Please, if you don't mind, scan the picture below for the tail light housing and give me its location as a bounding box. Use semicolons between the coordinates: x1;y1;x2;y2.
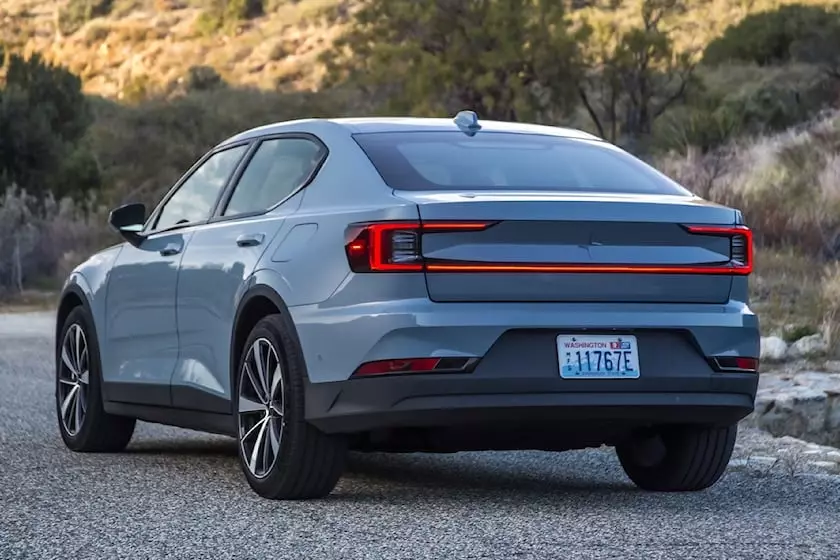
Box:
684;225;753;276
710;356;759;373
352;356;478;377
345;221;492;272
345;222;753;275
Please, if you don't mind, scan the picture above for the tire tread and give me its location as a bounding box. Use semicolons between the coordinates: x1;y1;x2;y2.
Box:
617;423;737;492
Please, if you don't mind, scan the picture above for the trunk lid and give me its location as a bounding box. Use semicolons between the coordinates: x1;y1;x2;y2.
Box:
396;191;740;304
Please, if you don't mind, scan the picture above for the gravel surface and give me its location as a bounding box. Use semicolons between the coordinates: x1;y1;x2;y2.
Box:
2;311;840;559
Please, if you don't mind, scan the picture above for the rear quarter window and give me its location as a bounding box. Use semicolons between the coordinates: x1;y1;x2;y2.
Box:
353;131;690;196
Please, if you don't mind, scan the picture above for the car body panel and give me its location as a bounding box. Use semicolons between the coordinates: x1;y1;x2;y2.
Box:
102;230;194;406
172;213;287;413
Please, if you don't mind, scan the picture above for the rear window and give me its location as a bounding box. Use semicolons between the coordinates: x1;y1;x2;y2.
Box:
353;131;690;195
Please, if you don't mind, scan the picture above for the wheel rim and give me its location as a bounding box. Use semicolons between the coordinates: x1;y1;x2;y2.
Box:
58;323;90;436
238;338;285;479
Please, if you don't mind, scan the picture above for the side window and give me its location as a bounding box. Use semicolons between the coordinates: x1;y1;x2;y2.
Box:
153;145;247;231
223;138;324;217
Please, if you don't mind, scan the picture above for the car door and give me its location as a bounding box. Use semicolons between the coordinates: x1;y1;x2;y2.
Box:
171;135;328;413
102;144;249;406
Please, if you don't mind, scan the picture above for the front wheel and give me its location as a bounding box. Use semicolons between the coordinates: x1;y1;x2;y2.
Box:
615;423;737;492
56;306;136;452
235;314;347;500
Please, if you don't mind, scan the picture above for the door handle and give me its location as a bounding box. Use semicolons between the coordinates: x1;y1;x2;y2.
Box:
236;233;265;247
159;243;182;256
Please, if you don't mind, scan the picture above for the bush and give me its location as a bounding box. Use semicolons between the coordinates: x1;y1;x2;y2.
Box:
0;186;111;295
194;0;264;35
0;53;93;200
58;0;115;36
703;5;840;67
185;65;225;91
656;111;840;256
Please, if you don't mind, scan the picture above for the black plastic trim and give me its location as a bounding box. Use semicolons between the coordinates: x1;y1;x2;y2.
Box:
305;373;759;434
103;401;235;437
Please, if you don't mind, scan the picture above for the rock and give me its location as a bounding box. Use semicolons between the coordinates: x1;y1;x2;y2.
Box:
760;336;788;361
757;387;828;441
788;334;828;359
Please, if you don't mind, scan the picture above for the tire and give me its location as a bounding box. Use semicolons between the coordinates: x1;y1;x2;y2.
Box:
235;313;347;500
56;306;136;452
615;423;737;492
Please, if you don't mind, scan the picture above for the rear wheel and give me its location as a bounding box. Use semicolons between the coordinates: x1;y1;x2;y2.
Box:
56;306;136;452
236;314;347;500
615;423;737;492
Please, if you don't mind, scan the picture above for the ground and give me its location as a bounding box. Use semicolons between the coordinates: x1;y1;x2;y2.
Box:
1;311;840;559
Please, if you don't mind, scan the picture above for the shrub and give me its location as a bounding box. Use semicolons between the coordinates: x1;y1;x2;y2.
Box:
58;0;115;36
0;53;93;200
703;4;840;67
0;186;111;295
656;111;840;256
185;65;225;91
194;0;264;36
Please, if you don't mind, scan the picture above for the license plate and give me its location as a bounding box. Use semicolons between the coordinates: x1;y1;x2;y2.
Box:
557;334;640;379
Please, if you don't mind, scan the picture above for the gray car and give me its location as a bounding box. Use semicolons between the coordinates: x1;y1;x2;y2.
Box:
54;112;759;500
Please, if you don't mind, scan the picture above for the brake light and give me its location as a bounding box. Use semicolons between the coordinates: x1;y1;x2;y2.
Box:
344;221;492;272
711;356;759;373
344;222;753;275
685;225;753;275
352;356;478;377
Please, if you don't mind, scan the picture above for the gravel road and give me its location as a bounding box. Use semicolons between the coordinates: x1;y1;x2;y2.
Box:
2;311;839;560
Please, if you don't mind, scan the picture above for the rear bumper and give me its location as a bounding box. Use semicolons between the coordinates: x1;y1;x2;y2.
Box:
305;372;758;434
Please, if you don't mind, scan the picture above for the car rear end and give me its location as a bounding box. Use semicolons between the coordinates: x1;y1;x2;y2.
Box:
299;124;759;466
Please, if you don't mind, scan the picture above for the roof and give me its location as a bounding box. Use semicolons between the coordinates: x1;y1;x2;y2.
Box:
218;115;601;147
328;117;600;140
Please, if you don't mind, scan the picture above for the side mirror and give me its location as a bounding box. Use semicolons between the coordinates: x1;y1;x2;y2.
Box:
109;203;147;247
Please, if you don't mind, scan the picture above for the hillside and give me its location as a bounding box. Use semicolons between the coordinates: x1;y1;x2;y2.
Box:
1;0;348;98
1;0;837;99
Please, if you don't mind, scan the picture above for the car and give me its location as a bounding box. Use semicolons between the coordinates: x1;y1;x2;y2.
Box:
54;111;759;499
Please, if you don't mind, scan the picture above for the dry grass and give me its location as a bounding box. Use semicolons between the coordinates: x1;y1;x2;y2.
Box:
658;110;840;344
658;110;840;252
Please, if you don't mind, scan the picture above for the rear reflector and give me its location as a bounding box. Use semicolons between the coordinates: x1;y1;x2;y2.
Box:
711;356;759;373
345;222;753;275
352;356;477;377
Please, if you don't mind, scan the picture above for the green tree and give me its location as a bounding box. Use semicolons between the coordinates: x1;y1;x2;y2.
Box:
0;52;98;199
791;16;840;81
321;0;587;122
703;4;840;67
577;0;697;147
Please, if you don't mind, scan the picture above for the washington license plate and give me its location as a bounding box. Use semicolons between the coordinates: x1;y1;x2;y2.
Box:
557;335;640;379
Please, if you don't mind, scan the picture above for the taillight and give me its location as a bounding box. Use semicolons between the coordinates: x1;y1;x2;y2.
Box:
710;356;759;373
352;356;478;377
685;225;753;275
344;221;492;273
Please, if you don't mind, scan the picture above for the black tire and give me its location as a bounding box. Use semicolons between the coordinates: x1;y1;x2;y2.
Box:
235;313;347;500
616;423;737;492
56;306;136;452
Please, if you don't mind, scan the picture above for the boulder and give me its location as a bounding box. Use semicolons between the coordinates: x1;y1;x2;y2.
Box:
760;336;788;361
746;371;840;447
787;334;828;359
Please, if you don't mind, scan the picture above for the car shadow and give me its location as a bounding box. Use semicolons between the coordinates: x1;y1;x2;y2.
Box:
338;451;634;500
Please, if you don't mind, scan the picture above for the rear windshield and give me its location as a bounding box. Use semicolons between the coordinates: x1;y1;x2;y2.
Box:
353;131;690;195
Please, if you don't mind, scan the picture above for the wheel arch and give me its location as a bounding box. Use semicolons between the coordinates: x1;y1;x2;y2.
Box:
229;285;301;412
56;282;96;345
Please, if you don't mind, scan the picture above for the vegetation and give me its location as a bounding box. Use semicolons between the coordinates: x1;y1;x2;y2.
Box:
1;0;840;344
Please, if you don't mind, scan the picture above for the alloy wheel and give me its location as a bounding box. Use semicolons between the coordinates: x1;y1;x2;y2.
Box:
58;323;90;436
238;338;285;479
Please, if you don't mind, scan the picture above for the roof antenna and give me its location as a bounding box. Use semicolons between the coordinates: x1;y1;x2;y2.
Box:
453;110;481;137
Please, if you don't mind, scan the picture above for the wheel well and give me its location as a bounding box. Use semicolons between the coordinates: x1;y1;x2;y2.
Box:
231;295;281;381
56;292;84;334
